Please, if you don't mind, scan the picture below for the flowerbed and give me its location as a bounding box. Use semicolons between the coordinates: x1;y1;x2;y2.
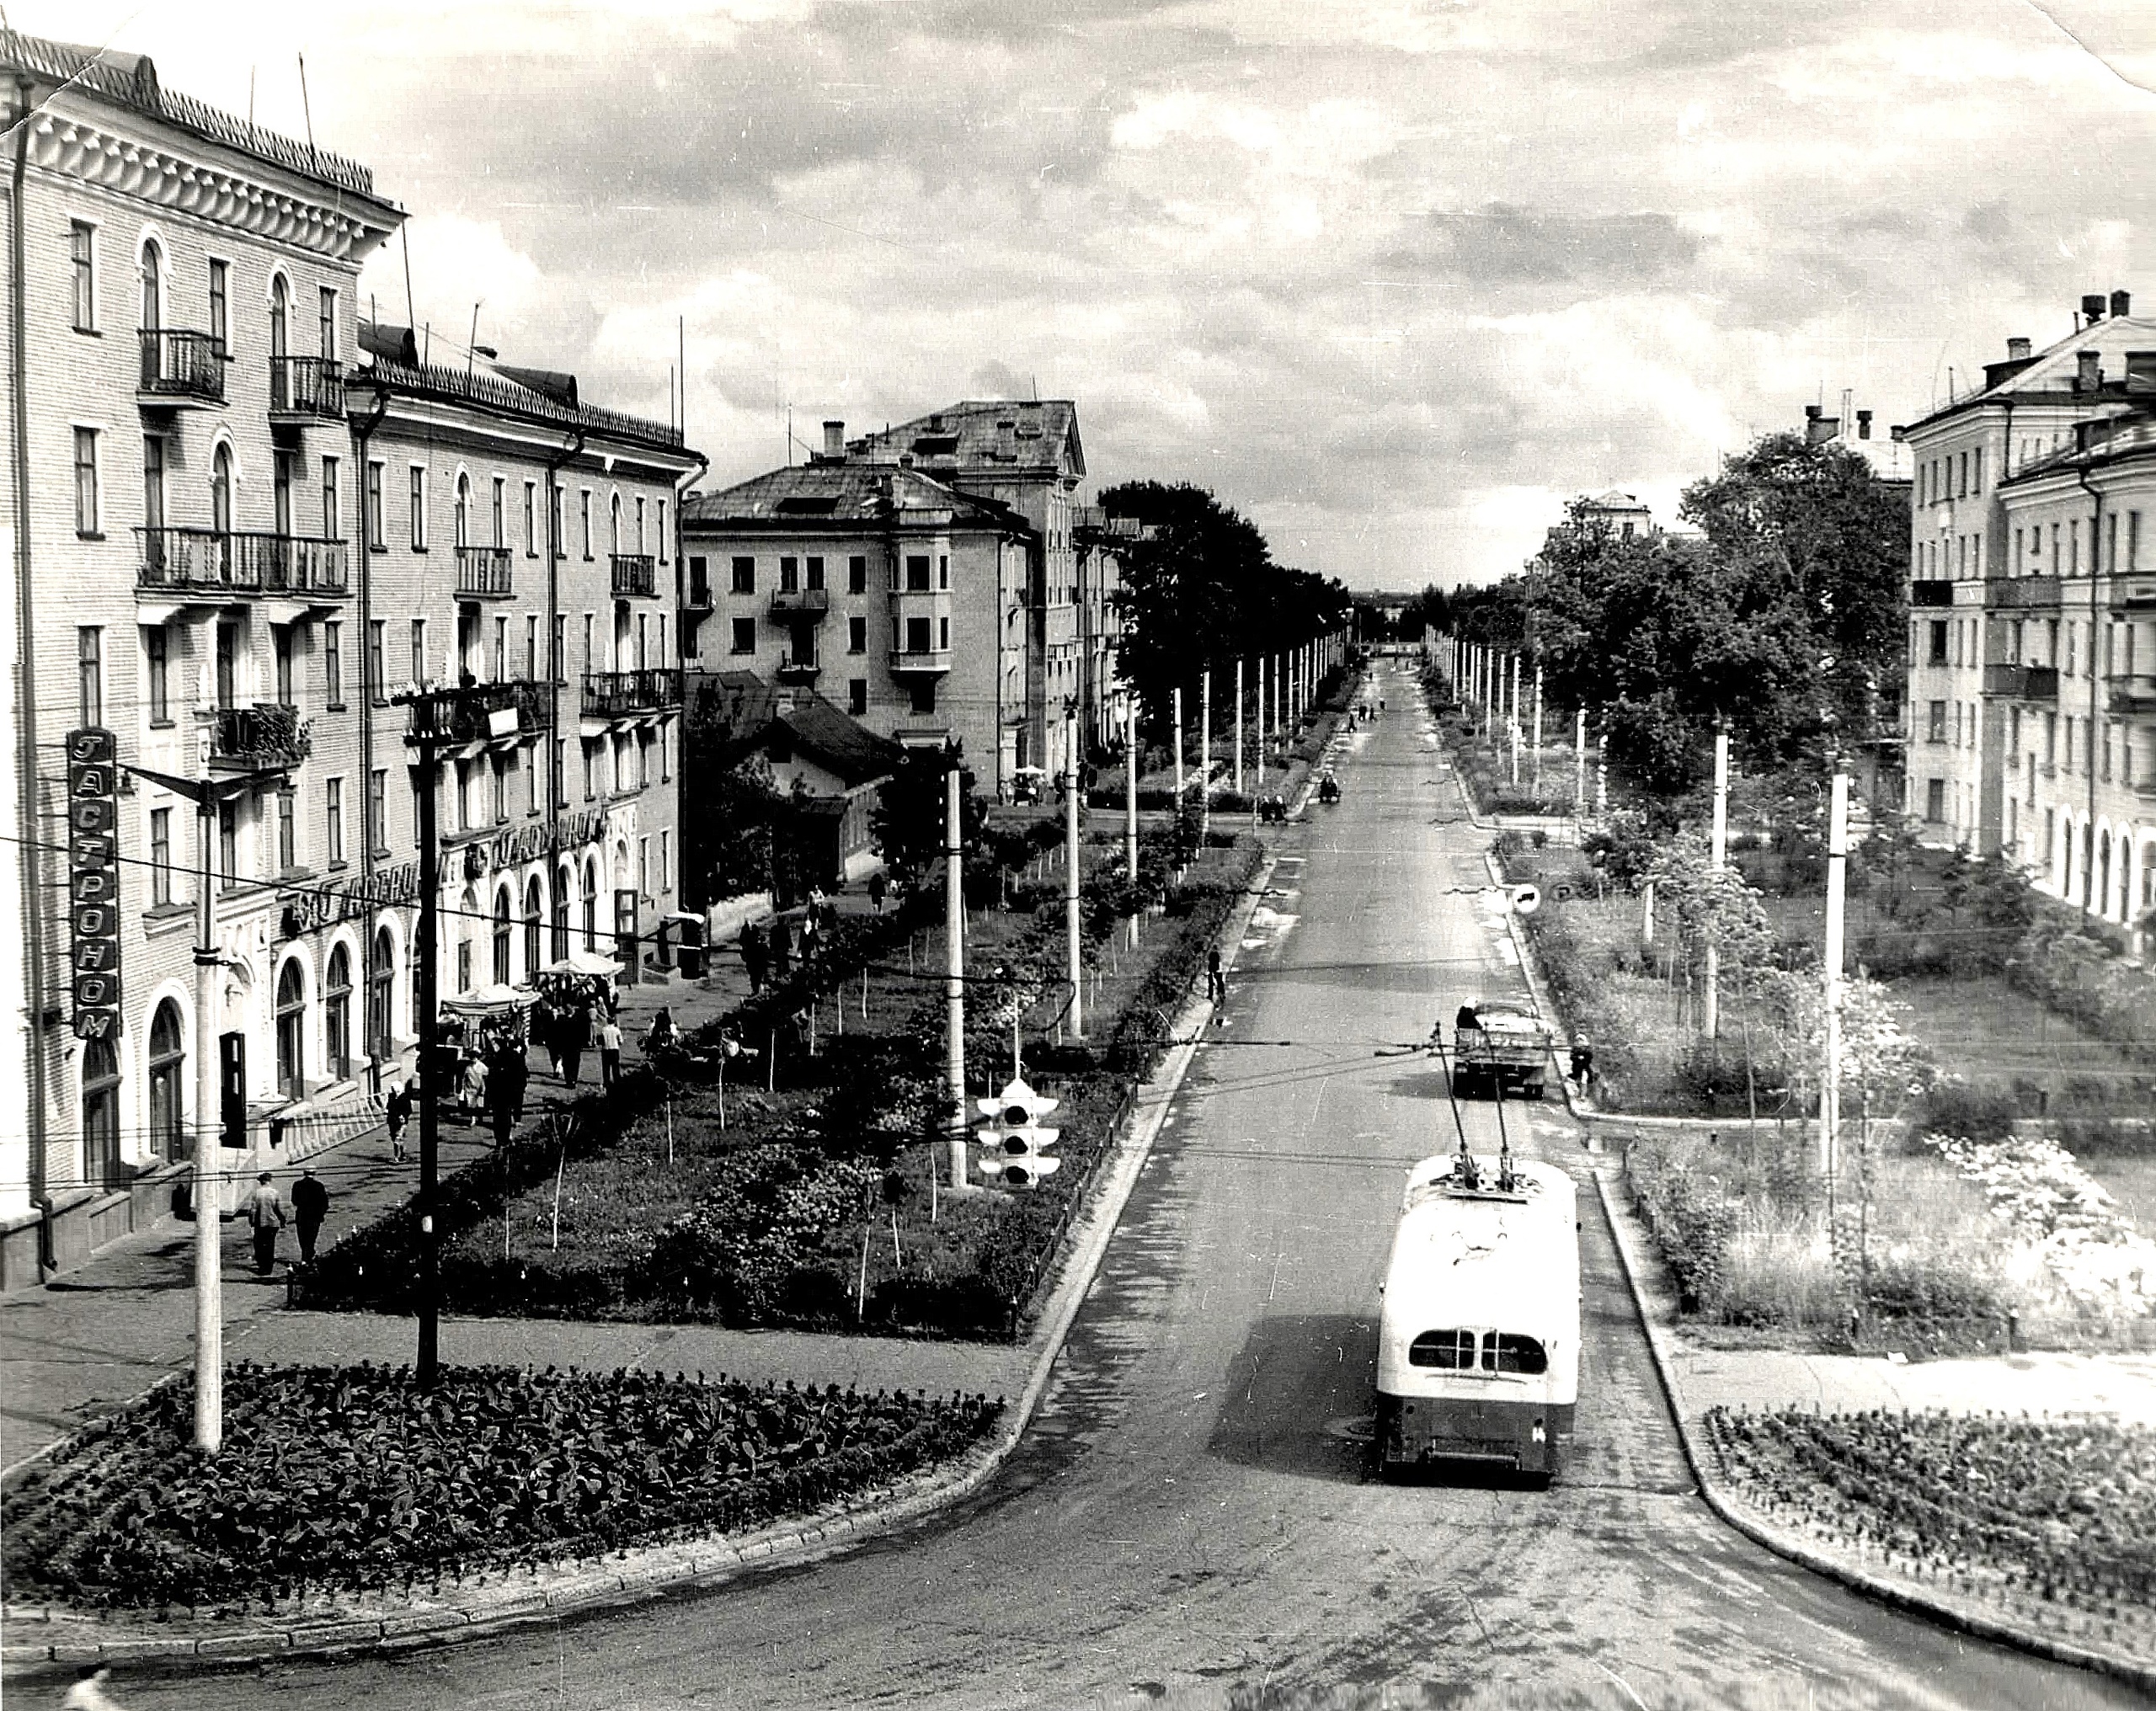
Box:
1705;1405;2156;1624
0;1362;1001;1613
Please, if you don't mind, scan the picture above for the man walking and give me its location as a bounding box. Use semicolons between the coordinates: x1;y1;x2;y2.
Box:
599;1013;624;1089
385;1077;414;1164
291;1166;328;1266
561;1000;590;1088
739;920;767;996
1207;946;1227;1005
237;1171;286;1277
868;870;887;914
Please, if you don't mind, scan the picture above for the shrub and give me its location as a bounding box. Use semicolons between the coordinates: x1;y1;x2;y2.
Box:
1913;1080;2022;1143
1628;1141;1737;1313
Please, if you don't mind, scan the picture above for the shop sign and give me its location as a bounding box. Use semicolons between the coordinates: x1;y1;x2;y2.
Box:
67;728;122;1040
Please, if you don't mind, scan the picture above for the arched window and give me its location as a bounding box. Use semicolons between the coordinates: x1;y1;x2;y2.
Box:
275;959;307;1101
369;928;396;1062
583;857;600;950
82;1037;122;1187
139;239;162;331
324;945;352;1082
269;274;288;361
147;999;185;1161
524;877;543;978
494;885;513;987
457;887;478;994
455;472;471;551
609;493;622;557
552;864;573;962
2099;834;2114;919
210;445;234;582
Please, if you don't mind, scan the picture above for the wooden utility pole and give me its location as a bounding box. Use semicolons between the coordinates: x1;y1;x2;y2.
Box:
1199;667;1212;843
1172;685;1184;808
945;761;969;1193
1705;724;1729;1040
1821;770;1849;1181
1065;704;1083;1040
1233;658;1245;797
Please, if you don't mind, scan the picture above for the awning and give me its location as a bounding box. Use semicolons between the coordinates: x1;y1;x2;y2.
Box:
541;951;623;978
442;982;539;1014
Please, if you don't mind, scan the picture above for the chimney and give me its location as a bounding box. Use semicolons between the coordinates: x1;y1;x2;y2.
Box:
1856;408;1873;440
2084;293;2109;323
1803;403;1838;446
821;419;844;460
2007;336;2032;361
2113;290;2133;320
2078;349;2103;392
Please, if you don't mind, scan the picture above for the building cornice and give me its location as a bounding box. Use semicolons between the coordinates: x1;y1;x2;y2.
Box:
24;108;400;264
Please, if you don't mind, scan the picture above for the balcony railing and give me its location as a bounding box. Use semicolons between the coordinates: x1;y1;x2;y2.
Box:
1908;580;1954;608
1983;664;2060;701
455;545;515;599
769;587;830;618
889;645;953;675
135;526;349;598
610;554;659;598
2110;573;2156;612
2109;676;2156;717
137;328;226;403
685;573;714;611
776;654;820;684
581;668;681;720
269;355;345;419
211;703;311;772
1986;574;2062;610
403;679;549;747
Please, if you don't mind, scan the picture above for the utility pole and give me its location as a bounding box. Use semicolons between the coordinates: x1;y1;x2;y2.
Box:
410;703;442;1385
191;776;221;1450
1232;658;1245;797
1172;684;1184;808
1574;707;1586;813
1199;667;1212;843
1596;735;1608;816
1065;703;1083;1041
945;760;969;1194
1532;664;1544;791
1820;769;1849;1181
1705;723;1729;1041
1123;694;1138;887
1508;653;1521;784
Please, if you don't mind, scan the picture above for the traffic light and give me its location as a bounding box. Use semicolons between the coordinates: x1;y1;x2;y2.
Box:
977;1075;1060;1188
219;1031;248;1149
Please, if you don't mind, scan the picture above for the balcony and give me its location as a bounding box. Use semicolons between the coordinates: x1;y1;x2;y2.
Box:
769;587;830;620
268;355;345;421
137;328;226;406
136;527;349;600
2109;675;2156;717
1986;575;2062;610
2110;573;2156;612
776;653;820;685
685;573;714;612
210;703;311;773
1983;664;2060;701
455;546;515;600
610;554;659;599
1041;602;1078;648
889;643;953;676
402;679;548;748
581;668;681;720
1908;580;1954;609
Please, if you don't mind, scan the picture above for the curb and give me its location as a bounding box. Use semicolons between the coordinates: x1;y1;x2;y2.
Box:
3;863;1278;1681
1590;1166;2156;1695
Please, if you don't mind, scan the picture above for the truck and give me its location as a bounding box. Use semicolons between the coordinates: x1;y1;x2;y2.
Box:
1447;999;1555;1100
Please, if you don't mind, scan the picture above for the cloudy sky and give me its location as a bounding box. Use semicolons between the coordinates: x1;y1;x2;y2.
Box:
15;0;2156;588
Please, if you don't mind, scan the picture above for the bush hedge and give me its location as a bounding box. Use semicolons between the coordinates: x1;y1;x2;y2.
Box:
0;1362;1001;1612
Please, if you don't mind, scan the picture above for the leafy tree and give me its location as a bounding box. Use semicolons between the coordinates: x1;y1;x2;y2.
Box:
870;745;985;887
691;757;820;905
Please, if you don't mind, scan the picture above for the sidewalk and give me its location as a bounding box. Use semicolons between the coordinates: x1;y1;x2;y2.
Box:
0;883;915;1474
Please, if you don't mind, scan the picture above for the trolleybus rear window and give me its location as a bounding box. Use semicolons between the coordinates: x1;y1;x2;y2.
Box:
1407;1330;1478;1369
1491;1334;1548;1374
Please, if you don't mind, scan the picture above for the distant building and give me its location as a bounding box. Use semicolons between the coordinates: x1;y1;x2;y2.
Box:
1545;488;1656;552
1899;289;2156;930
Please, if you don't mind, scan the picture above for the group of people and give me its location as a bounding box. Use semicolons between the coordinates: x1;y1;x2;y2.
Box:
533;986;624;1090
234;1165;330;1277
1351;696;1386;725
738;895;843;996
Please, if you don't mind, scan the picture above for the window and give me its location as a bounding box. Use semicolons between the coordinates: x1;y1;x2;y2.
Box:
494;615;508;682
638;834;649;898
657;498;667;562
369;768;387;856
610;492;622;556
142;433;165;546
1407;1329;1478;1370
634;495;646;554
213;621;237;711
906;554;931;592
322;620;344;707
579;488;592;559
906;616;932;654
1491;1334;1548;1375
659;830;670;893
658;614;668;664
731;616;756;654
550;482;564;557
552;615;565;682
492;754;508;824
492;476;506;548
1927;700;1946;742
780;556;799;594
318;285;337;360
806;555;825;591
366;461;385;549
69;221;96;331
208;259;228;355
1927;621;1948;666
369;927;395;1060
526;615;539;681
731;555;755;594
323;775;345;867
409;466;428;551
274;626;294;706
366;619;387;705
848;677;867;716
324;944;351;1081
525;877;543;975
217;799;238;883
276;788;296;871
583;739;597;801
410;619;428;688
552;866;572;960
1924;779;1945;823
939;616;949;651
146;625;169;724
72;428;99;536
847;615;867;655
81;1037;120;1188
150;807;173;907
583;612;595;674
848;555;867;594
139;237;162;331
147;999;184;1159
494;888;513;986
524;480;538;556
636;613;648;670
77;626;102;726
275;959;306;1101
454;472;471;548
938;554;948;589
322;455;340;541
659;724;671;782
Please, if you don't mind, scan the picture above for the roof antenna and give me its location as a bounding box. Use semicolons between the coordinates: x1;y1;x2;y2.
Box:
400;225;418;361
296;53;317;171
247;66;255;131
467;301;481;378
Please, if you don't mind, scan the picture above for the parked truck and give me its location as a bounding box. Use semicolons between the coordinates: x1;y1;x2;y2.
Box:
1445;999;1555;1100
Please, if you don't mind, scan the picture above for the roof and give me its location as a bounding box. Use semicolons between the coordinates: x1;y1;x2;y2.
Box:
845;400;1085;480
1582;488;1650;512
1;28;379;200
680;461;1024;531
681;675;899;789
773;698;904;788
2001;404;2156;488
1908;315;2156;433
355;333;686;455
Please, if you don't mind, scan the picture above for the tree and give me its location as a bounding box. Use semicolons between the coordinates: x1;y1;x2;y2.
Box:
691;757;820;905
870;746;985;887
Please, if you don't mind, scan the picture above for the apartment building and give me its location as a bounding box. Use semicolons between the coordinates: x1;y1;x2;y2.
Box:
0;31;404;1272
680;449;1032;791
1901;290;2155;882
1071;506;1134;754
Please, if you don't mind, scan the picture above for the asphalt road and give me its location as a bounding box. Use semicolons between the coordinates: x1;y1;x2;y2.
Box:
114;661;2135;1711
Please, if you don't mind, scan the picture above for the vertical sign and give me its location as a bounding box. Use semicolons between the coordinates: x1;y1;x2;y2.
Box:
67;728;122;1041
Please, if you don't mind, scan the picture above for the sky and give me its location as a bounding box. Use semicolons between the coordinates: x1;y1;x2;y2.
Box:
11;0;2156;589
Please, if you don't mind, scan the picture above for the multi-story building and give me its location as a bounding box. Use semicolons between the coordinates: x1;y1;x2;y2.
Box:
1899;291;2154;879
0;31;403;1275
1071;506;1135;754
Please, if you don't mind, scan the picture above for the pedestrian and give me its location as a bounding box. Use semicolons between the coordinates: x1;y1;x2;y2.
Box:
460;1052;488;1124
237;1170;286;1277
740;920;767;995
1207;946;1227;1005
643;1005;678;1057
599;1013;624;1089
536;996;563;1079
561;1000;590;1087
1570;1033;1594;1089
60;1664;126;1710
385;1077;414;1164
489;1068;516;1148
770;915;793;983
291;1166;328;1266
497;1041;528;1124
868;870;888;914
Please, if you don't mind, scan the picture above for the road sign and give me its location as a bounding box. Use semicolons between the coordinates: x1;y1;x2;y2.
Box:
1509;884;1540;916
